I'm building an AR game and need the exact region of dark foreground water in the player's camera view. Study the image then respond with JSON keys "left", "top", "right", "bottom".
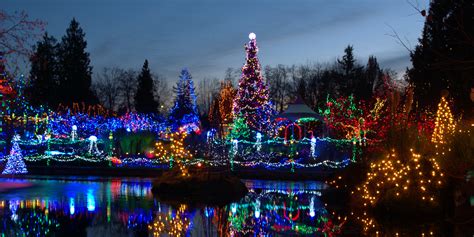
{"left": 0, "top": 177, "right": 464, "bottom": 236}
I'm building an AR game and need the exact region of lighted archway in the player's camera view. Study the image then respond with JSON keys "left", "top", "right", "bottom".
{"left": 284, "top": 123, "right": 302, "bottom": 142}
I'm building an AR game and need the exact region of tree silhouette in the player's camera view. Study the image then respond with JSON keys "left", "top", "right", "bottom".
{"left": 408, "top": 0, "right": 474, "bottom": 113}
{"left": 134, "top": 60, "right": 159, "bottom": 113}
{"left": 27, "top": 32, "right": 58, "bottom": 107}
{"left": 57, "top": 18, "right": 97, "bottom": 105}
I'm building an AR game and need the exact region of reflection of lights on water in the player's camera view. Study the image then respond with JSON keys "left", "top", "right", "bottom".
{"left": 9, "top": 200, "right": 19, "bottom": 221}
{"left": 87, "top": 189, "right": 96, "bottom": 211}
{"left": 69, "top": 198, "right": 75, "bottom": 215}
{"left": 309, "top": 196, "right": 315, "bottom": 217}
{"left": 205, "top": 207, "right": 214, "bottom": 217}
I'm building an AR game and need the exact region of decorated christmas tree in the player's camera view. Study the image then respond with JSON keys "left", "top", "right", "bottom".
{"left": 233, "top": 33, "right": 273, "bottom": 132}
{"left": 431, "top": 95, "right": 455, "bottom": 144}
{"left": 2, "top": 135, "right": 28, "bottom": 174}
{"left": 168, "top": 68, "right": 200, "bottom": 131}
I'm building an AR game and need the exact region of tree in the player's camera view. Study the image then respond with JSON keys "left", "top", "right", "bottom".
{"left": 223, "top": 67, "right": 240, "bottom": 86}
{"left": 408, "top": 0, "right": 474, "bottom": 113}
{"left": 134, "top": 60, "right": 159, "bottom": 113}
{"left": 153, "top": 73, "right": 170, "bottom": 114}
{"left": 265, "top": 64, "right": 291, "bottom": 112}
{"left": 0, "top": 53, "right": 15, "bottom": 99}
{"left": 57, "top": 18, "right": 97, "bottom": 105}
{"left": 154, "top": 131, "right": 193, "bottom": 175}
{"left": 233, "top": 33, "right": 273, "bottom": 132}
{"left": 117, "top": 69, "right": 137, "bottom": 112}
{"left": 209, "top": 95, "right": 222, "bottom": 128}
{"left": 197, "top": 77, "right": 219, "bottom": 116}
{"left": 338, "top": 45, "right": 356, "bottom": 76}
{"left": 337, "top": 45, "right": 364, "bottom": 98}
{"left": 431, "top": 95, "right": 455, "bottom": 144}
{"left": 94, "top": 67, "right": 122, "bottom": 111}
{"left": 0, "top": 10, "right": 45, "bottom": 74}
{"left": 209, "top": 80, "right": 236, "bottom": 134}
{"left": 357, "top": 55, "right": 379, "bottom": 100}
{"left": 2, "top": 135, "right": 27, "bottom": 174}
{"left": 218, "top": 80, "right": 236, "bottom": 124}
{"left": 168, "top": 68, "right": 199, "bottom": 130}
{"left": 27, "top": 32, "right": 58, "bottom": 107}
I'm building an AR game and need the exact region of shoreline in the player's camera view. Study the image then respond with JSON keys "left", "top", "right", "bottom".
{"left": 0, "top": 165, "right": 336, "bottom": 181}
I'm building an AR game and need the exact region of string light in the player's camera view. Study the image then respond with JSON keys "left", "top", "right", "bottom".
{"left": 431, "top": 96, "right": 455, "bottom": 144}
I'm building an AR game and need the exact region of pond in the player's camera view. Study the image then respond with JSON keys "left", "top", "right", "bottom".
{"left": 0, "top": 177, "right": 456, "bottom": 236}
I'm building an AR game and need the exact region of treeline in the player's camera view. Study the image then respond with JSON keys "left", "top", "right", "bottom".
{"left": 200, "top": 46, "right": 397, "bottom": 116}
{"left": 26, "top": 19, "right": 166, "bottom": 114}
{"left": 26, "top": 18, "right": 397, "bottom": 117}
{"left": 264, "top": 46, "right": 395, "bottom": 112}
{"left": 27, "top": 19, "right": 96, "bottom": 107}
{"left": 26, "top": 0, "right": 474, "bottom": 118}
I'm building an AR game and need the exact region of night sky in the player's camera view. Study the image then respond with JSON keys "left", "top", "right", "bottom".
{"left": 4, "top": 0, "right": 428, "bottom": 81}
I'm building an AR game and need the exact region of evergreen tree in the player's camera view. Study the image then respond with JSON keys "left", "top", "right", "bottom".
{"left": 168, "top": 68, "right": 199, "bottom": 130}
{"left": 27, "top": 32, "right": 58, "bottom": 107}
{"left": 57, "top": 18, "right": 97, "bottom": 105}
{"left": 432, "top": 95, "right": 455, "bottom": 144}
{"left": 2, "top": 135, "right": 27, "bottom": 174}
{"left": 134, "top": 60, "right": 159, "bottom": 113}
{"left": 233, "top": 33, "right": 273, "bottom": 132}
{"left": 358, "top": 55, "right": 379, "bottom": 100}
{"left": 408, "top": 0, "right": 474, "bottom": 113}
{"left": 337, "top": 45, "right": 364, "bottom": 98}
{"left": 338, "top": 45, "right": 356, "bottom": 76}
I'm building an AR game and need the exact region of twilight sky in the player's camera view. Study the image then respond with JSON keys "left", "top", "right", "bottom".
{"left": 4, "top": 0, "right": 428, "bottom": 81}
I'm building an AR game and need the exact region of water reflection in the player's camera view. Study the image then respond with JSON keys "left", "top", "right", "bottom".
{"left": 226, "top": 180, "right": 345, "bottom": 236}
{"left": 0, "top": 177, "right": 453, "bottom": 236}
{"left": 0, "top": 177, "right": 349, "bottom": 236}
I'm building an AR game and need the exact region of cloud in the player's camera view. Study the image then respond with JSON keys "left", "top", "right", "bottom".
{"left": 4, "top": 0, "right": 423, "bottom": 82}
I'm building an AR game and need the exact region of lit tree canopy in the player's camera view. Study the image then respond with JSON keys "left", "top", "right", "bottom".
{"left": 233, "top": 33, "right": 273, "bottom": 132}
{"left": 2, "top": 135, "right": 28, "bottom": 174}
{"left": 168, "top": 68, "right": 200, "bottom": 131}
{"left": 209, "top": 80, "right": 236, "bottom": 126}
{"left": 431, "top": 95, "right": 455, "bottom": 144}
{"left": 219, "top": 80, "right": 236, "bottom": 124}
